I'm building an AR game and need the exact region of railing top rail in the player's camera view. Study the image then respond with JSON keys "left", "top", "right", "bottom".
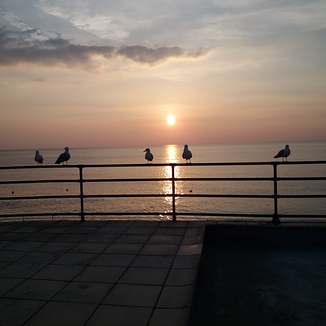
{"left": 0, "top": 160, "right": 325, "bottom": 223}
{"left": 1, "top": 160, "right": 326, "bottom": 170}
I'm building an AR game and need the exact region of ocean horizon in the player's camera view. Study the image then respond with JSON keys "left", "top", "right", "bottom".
{"left": 1, "top": 140, "right": 325, "bottom": 220}
{"left": 1, "top": 140, "right": 326, "bottom": 166}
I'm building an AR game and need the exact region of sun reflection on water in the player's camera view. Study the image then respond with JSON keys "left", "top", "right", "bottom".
{"left": 165, "top": 144, "right": 178, "bottom": 163}
{"left": 159, "top": 145, "right": 185, "bottom": 220}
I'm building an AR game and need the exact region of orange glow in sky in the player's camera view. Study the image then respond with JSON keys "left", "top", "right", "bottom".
{"left": 0, "top": 2, "right": 325, "bottom": 149}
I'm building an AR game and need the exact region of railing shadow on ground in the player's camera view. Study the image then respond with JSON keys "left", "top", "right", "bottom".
{"left": 0, "top": 161, "right": 326, "bottom": 224}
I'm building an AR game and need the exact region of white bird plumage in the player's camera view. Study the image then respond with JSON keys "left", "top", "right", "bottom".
{"left": 182, "top": 144, "right": 192, "bottom": 163}
{"left": 144, "top": 148, "right": 153, "bottom": 163}
{"left": 55, "top": 147, "right": 71, "bottom": 165}
{"left": 274, "top": 144, "right": 291, "bottom": 162}
{"left": 34, "top": 150, "right": 43, "bottom": 164}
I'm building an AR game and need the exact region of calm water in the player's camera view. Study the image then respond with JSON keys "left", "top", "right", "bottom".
{"left": 0, "top": 141, "right": 325, "bottom": 220}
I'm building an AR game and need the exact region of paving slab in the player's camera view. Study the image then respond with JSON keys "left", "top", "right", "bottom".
{"left": 0, "top": 277, "right": 25, "bottom": 296}
{"left": 104, "top": 242, "right": 143, "bottom": 254}
{"left": 4, "top": 279, "right": 67, "bottom": 300}
{"left": 75, "top": 265, "right": 126, "bottom": 283}
{"left": 4, "top": 240, "right": 44, "bottom": 251}
{"left": 0, "top": 298, "right": 45, "bottom": 326}
{"left": 53, "top": 252, "right": 98, "bottom": 265}
{"left": 31, "top": 264, "right": 85, "bottom": 281}
{"left": 0, "top": 262, "right": 46, "bottom": 278}
{"left": 103, "top": 284, "right": 162, "bottom": 307}
{"left": 0, "top": 250, "right": 27, "bottom": 262}
{"left": 157, "top": 285, "right": 194, "bottom": 308}
{"left": 17, "top": 251, "right": 60, "bottom": 264}
{"left": 166, "top": 267, "right": 197, "bottom": 286}
{"left": 53, "top": 281, "right": 113, "bottom": 303}
{"left": 140, "top": 244, "right": 179, "bottom": 255}
{"left": 91, "top": 253, "right": 136, "bottom": 267}
{"left": 150, "top": 308, "right": 190, "bottom": 326}
{"left": 85, "top": 305, "right": 153, "bottom": 326}
{"left": 24, "top": 301, "right": 97, "bottom": 326}
{"left": 69, "top": 242, "right": 109, "bottom": 253}
{"left": 131, "top": 255, "right": 174, "bottom": 268}
{"left": 35, "top": 241, "right": 76, "bottom": 252}
{"left": 119, "top": 267, "right": 169, "bottom": 285}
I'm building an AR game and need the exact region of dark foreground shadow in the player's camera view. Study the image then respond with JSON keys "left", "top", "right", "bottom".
{"left": 190, "top": 225, "right": 326, "bottom": 326}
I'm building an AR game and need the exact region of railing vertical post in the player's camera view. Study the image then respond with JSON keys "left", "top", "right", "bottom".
{"left": 171, "top": 164, "right": 176, "bottom": 222}
{"left": 272, "top": 162, "right": 280, "bottom": 224}
{"left": 78, "top": 165, "right": 85, "bottom": 222}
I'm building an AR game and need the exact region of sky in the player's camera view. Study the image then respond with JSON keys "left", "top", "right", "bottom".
{"left": 0, "top": 0, "right": 326, "bottom": 149}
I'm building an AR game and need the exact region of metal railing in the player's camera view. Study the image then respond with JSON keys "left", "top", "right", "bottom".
{"left": 0, "top": 161, "right": 326, "bottom": 224}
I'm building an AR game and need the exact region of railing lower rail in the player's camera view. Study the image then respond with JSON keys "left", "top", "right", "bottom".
{"left": 0, "top": 161, "right": 325, "bottom": 224}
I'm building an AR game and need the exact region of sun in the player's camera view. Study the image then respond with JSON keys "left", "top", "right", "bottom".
{"left": 167, "top": 115, "right": 176, "bottom": 126}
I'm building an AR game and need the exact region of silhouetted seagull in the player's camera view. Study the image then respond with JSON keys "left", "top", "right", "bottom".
{"left": 182, "top": 144, "right": 192, "bottom": 163}
{"left": 55, "top": 147, "right": 71, "bottom": 165}
{"left": 274, "top": 144, "right": 291, "bottom": 162}
{"left": 144, "top": 148, "right": 153, "bottom": 163}
{"left": 34, "top": 150, "right": 43, "bottom": 164}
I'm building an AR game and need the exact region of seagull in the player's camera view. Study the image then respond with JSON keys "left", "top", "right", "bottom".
{"left": 34, "top": 150, "right": 43, "bottom": 164}
{"left": 182, "top": 144, "right": 192, "bottom": 163}
{"left": 144, "top": 148, "right": 153, "bottom": 163}
{"left": 274, "top": 144, "right": 291, "bottom": 162}
{"left": 55, "top": 147, "right": 71, "bottom": 165}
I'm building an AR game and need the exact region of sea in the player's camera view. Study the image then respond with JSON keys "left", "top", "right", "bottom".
{"left": 0, "top": 141, "right": 325, "bottom": 221}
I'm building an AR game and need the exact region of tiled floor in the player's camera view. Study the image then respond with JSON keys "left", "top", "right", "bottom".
{"left": 1, "top": 219, "right": 325, "bottom": 326}
{"left": 0, "top": 220, "right": 205, "bottom": 326}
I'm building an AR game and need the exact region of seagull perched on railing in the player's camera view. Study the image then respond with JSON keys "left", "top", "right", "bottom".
{"left": 182, "top": 144, "right": 192, "bottom": 163}
{"left": 34, "top": 150, "right": 43, "bottom": 165}
{"left": 274, "top": 144, "right": 291, "bottom": 162}
{"left": 144, "top": 148, "right": 153, "bottom": 163}
{"left": 55, "top": 147, "right": 71, "bottom": 165}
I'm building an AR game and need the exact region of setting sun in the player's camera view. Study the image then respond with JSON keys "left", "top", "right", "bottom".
{"left": 167, "top": 115, "right": 176, "bottom": 126}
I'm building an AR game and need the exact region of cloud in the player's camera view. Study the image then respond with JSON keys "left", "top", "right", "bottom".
{"left": 0, "top": 29, "right": 206, "bottom": 68}
{"left": 117, "top": 45, "right": 204, "bottom": 64}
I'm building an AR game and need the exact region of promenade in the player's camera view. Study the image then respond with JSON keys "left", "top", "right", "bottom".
{"left": 0, "top": 219, "right": 325, "bottom": 326}
{"left": 0, "top": 219, "right": 205, "bottom": 326}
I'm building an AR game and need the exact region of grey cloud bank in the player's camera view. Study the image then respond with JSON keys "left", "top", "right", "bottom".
{"left": 0, "top": 1, "right": 325, "bottom": 74}
{"left": 2, "top": 1, "right": 326, "bottom": 48}
{"left": 0, "top": 29, "right": 206, "bottom": 67}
